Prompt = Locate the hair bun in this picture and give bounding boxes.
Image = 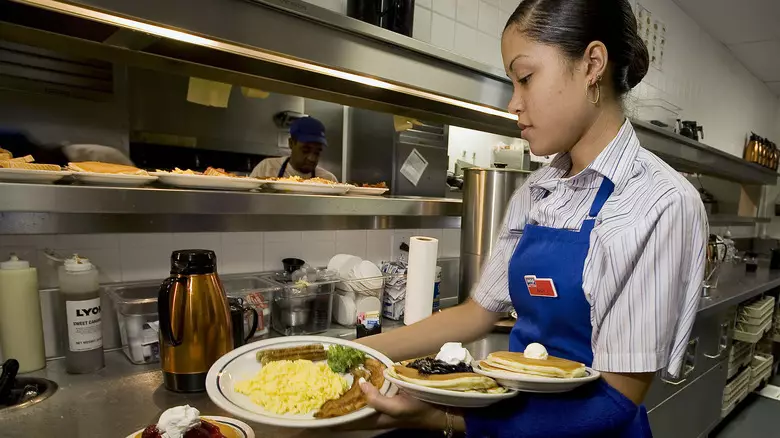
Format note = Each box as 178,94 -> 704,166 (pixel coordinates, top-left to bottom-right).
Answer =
624,34 -> 649,91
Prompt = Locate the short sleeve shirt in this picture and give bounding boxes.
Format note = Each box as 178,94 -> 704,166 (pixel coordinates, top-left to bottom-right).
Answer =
472,120 -> 707,376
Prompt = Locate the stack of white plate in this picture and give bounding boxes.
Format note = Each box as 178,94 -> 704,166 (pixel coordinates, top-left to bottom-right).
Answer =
327,254 -> 384,326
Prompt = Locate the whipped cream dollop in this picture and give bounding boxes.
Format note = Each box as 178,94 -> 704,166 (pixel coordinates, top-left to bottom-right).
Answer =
524,343 -> 549,360
157,405 -> 201,438
435,342 -> 474,365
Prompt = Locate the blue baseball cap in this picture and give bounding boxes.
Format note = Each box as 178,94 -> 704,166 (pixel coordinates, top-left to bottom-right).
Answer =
290,117 -> 327,146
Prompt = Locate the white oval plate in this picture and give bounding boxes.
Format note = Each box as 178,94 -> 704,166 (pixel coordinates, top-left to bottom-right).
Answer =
72,172 -> 157,187
262,180 -> 351,195
0,168 -> 72,184
473,363 -> 601,393
347,187 -> 389,196
206,336 -> 397,429
383,368 -> 518,408
125,415 -> 255,438
151,172 -> 264,191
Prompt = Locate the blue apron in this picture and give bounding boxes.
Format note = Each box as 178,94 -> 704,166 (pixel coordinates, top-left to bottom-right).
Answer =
466,178 -> 652,438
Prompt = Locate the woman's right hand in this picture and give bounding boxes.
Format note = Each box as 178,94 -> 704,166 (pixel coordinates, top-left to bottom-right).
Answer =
356,379 -> 446,430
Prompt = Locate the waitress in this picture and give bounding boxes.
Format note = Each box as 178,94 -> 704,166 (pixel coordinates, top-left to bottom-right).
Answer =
358,0 -> 707,436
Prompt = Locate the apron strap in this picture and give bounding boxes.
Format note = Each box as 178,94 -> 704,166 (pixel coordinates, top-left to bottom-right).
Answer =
278,158 -> 290,178
278,157 -> 316,178
580,177 -> 615,234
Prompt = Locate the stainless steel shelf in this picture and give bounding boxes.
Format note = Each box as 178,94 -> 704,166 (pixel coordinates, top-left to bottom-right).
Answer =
0,183 -> 462,234
632,120 -> 777,186
706,215 -> 770,226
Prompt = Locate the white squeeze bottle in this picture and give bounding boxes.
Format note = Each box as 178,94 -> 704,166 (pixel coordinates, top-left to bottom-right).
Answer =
58,254 -> 104,373
0,254 -> 46,373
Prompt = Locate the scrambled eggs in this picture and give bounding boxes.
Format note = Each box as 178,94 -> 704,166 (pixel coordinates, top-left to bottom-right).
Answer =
235,360 -> 347,415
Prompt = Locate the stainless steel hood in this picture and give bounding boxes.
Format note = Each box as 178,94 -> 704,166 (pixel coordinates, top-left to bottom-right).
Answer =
1,0 -> 521,137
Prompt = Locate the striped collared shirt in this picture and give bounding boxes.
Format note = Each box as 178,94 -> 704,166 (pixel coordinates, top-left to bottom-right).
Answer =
472,120 -> 707,376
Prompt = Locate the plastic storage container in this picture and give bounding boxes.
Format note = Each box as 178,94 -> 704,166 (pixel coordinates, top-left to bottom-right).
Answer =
261,273 -> 337,336
106,282 -> 160,365
222,275 -> 274,340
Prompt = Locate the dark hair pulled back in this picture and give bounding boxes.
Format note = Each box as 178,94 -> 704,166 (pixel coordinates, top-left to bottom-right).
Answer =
505,0 -> 649,95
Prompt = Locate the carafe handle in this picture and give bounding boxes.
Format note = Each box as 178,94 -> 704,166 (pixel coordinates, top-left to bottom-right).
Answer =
244,307 -> 259,344
158,276 -> 187,347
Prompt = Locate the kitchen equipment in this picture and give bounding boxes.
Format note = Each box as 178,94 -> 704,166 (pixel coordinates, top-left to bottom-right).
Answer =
461,168 -> 531,303
263,272 -> 337,336
636,98 -> 681,131
703,235 -> 726,296
680,121 -> 704,142
228,297 -> 258,348
745,252 -> 758,273
205,336 -> 397,428
158,249 -> 233,392
106,283 -> 161,365
347,0 -> 415,37
770,248 -> 780,270
223,275 -> 274,339
58,255 -> 104,374
0,254 -> 45,373
282,258 -> 305,274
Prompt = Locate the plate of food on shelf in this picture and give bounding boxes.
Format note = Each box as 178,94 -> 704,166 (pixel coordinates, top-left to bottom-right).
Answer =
126,405 -> 254,438
347,182 -> 389,196
151,167 -> 265,191
473,342 -> 600,393
383,342 -> 518,408
260,176 -> 353,195
205,336 -> 396,428
0,150 -> 72,184
67,161 -> 158,187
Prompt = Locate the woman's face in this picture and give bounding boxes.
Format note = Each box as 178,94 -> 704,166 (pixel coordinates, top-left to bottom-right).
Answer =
501,29 -> 594,157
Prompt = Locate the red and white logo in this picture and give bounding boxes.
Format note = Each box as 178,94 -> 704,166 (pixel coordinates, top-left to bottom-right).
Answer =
524,275 -> 558,298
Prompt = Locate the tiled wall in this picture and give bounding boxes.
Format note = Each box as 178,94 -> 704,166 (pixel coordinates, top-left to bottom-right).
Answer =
0,229 -> 462,288
626,0 -> 779,157
414,0 -> 519,70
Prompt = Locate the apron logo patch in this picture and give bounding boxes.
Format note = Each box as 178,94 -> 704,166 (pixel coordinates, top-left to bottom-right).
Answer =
524,275 -> 558,298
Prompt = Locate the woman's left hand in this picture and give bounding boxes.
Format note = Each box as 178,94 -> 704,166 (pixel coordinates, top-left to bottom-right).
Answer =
352,379 -> 445,430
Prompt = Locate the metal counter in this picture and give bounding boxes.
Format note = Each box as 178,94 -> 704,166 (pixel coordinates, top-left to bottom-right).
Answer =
698,263 -> 780,317
1,324 -> 396,438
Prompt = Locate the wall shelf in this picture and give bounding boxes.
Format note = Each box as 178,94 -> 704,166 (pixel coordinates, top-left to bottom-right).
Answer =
632,120 -> 777,186
0,183 -> 462,234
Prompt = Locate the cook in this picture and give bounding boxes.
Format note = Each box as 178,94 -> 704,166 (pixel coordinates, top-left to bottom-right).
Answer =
358,0 -> 707,436
249,116 -> 338,181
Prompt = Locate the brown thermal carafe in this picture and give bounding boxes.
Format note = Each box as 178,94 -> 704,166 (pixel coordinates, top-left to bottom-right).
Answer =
158,250 -> 233,392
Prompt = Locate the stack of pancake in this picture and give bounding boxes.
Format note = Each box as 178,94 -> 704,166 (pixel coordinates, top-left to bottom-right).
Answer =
389,359 -> 505,393
480,351 -> 587,379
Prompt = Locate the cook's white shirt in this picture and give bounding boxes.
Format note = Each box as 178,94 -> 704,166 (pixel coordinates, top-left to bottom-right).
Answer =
249,156 -> 338,181
472,120 -> 707,376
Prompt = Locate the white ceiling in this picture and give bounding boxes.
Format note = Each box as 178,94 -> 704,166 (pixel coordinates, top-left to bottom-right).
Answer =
673,0 -> 780,95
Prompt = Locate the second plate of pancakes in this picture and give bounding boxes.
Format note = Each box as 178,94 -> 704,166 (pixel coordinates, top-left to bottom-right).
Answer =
383,362 -> 519,408
474,351 -> 601,393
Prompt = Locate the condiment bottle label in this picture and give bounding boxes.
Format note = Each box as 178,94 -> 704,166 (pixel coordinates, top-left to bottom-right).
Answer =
65,298 -> 103,352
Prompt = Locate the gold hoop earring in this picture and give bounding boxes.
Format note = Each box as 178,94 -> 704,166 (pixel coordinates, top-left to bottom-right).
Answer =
586,76 -> 602,105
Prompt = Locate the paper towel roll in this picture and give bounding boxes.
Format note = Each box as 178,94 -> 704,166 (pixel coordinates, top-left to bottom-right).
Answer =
404,236 -> 439,325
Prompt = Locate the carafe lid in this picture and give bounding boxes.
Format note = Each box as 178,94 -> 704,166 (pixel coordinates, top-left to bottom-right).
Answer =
170,249 -> 217,275
1,254 -> 30,270
63,254 -> 94,272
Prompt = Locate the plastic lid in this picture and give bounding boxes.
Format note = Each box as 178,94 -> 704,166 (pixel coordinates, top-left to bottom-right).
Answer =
1,254 -> 30,270
63,254 -> 94,272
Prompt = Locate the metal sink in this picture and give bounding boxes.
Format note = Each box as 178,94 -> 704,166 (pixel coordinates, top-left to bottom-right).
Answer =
465,333 -> 510,360
0,377 -> 58,413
